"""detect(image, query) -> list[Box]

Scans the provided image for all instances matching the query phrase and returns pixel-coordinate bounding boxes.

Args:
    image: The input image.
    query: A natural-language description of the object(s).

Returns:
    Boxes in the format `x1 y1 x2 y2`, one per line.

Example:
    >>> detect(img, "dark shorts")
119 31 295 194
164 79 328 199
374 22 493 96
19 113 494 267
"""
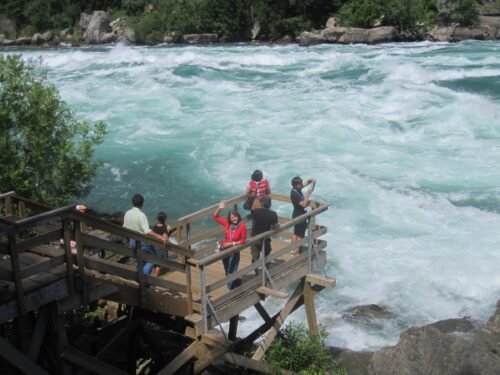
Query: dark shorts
293 221 307 238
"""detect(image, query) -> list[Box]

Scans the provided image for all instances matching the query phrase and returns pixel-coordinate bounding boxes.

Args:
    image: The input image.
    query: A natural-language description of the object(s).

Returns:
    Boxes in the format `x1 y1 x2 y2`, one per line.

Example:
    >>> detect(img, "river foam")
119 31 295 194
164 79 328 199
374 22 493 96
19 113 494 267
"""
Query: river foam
6 41 500 350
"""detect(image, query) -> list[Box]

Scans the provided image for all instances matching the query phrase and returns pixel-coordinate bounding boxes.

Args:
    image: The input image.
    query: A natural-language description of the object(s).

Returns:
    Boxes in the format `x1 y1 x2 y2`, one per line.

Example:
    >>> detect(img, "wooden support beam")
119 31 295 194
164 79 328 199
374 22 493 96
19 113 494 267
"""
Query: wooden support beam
138 324 167 370
0 335 50 375
303 280 318 336
254 302 272 322
28 306 50 361
157 340 197 375
252 279 305 361
52 303 72 375
201 331 230 348
61 346 129 375
228 315 239 341
256 286 288 300
193 340 230 374
305 274 336 289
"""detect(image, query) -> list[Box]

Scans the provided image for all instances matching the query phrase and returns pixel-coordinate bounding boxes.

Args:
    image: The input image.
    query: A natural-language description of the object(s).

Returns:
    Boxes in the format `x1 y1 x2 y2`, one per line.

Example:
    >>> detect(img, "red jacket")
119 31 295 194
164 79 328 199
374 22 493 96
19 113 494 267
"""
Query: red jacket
247 179 270 197
213 215 247 247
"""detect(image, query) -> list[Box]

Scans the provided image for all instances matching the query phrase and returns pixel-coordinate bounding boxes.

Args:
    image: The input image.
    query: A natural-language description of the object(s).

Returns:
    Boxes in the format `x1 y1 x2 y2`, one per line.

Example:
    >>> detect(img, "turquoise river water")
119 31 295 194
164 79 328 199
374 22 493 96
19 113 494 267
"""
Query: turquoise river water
5 41 500 350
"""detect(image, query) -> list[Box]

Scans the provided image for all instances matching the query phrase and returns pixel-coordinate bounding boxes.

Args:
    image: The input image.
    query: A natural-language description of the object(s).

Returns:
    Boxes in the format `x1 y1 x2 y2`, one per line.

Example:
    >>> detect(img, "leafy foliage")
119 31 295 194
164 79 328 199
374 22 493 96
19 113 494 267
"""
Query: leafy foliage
265 321 347 375
338 0 437 30
0 55 107 206
453 0 479 26
0 0 482 41
338 0 383 28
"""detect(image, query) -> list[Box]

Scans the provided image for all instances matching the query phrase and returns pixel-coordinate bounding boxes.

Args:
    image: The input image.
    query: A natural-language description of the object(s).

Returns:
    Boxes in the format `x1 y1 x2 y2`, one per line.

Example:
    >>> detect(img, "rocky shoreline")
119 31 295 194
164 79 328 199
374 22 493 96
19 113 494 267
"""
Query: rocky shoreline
331 300 500 375
1 10 500 48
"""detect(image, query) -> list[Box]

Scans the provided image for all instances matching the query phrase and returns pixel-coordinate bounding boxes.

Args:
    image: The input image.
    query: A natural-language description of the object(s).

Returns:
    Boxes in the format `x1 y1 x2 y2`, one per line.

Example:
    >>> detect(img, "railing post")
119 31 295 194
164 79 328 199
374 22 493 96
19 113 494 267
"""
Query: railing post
186 261 193 314
136 240 145 307
74 222 88 304
200 265 208 333
8 234 26 316
307 215 314 273
18 201 26 218
184 221 194 313
62 218 75 294
261 244 266 287
4 196 12 216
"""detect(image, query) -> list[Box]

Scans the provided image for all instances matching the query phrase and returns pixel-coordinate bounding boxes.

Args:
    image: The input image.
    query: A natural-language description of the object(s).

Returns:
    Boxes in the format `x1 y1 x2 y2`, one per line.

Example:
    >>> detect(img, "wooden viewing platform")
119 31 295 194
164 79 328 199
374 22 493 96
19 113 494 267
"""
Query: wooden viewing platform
0 191 335 374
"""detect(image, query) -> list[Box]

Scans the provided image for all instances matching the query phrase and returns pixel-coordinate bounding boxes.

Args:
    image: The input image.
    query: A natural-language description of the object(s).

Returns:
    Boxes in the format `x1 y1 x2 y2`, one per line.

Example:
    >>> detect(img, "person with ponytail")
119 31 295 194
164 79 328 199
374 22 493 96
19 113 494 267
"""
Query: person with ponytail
213 200 247 289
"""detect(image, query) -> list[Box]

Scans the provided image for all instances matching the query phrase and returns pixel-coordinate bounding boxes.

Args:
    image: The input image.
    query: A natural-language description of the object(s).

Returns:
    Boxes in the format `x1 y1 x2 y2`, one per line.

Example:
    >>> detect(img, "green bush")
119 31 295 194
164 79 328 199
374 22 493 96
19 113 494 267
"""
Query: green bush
453 0 479 26
338 0 437 31
23 0 53 31
265 321 347 375
0 55 107 206
20 25 37 37
273 16 312 37
382 0 436 31
122 0 147 15
338 0 383 28
134 9 172 44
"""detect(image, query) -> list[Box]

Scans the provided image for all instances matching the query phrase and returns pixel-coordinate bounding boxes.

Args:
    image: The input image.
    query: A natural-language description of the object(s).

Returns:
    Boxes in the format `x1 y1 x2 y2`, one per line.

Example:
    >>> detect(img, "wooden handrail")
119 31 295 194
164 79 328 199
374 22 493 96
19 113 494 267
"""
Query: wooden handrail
10 194 54 211
13 204 75 231
69 212 195 258
190 202 329 267
176 194 247 225
0 191 16 199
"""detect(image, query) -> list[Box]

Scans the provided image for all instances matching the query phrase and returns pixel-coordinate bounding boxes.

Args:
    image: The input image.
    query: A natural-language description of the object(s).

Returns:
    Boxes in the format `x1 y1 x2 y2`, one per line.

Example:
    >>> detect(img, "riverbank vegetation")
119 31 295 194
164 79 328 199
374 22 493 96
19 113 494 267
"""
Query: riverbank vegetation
1 1 496 44
0 55 107 205
265 321 347 375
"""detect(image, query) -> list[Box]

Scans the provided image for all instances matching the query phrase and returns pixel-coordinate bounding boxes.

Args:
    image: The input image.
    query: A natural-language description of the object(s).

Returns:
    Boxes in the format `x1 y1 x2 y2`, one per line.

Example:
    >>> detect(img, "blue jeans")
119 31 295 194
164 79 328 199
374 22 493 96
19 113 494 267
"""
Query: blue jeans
130 239 156 275
222 251 240 290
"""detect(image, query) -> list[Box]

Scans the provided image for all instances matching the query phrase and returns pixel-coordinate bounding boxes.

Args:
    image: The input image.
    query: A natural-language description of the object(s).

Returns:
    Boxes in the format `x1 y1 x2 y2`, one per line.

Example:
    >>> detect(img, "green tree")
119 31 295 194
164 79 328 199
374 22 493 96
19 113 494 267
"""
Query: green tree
0 55 107 206
338 0 383 28
453 0 479 26
382 0 436 31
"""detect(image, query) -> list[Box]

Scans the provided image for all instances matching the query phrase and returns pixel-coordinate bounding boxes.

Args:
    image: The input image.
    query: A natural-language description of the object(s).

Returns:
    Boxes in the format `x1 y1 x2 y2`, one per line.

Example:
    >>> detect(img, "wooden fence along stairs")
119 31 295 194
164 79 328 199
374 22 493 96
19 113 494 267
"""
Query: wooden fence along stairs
0 191 335 374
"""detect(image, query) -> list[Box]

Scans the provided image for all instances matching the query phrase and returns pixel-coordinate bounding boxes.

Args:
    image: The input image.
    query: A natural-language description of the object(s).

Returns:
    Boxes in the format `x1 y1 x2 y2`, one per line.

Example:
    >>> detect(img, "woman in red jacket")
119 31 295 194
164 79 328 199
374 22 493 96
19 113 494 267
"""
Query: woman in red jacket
213 200 247 289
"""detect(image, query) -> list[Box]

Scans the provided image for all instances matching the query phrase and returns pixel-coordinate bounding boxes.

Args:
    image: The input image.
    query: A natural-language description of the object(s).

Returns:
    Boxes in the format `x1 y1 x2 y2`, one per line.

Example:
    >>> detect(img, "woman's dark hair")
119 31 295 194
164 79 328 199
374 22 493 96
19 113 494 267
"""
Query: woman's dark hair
291 176 303 188
227 204 242 223
251 169 263 182
157 211 167 224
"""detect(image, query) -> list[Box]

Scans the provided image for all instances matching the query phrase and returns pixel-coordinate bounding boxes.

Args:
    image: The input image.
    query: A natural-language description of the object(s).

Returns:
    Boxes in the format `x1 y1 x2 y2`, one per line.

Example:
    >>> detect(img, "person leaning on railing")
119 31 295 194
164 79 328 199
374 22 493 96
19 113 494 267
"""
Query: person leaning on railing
123 193 168 277
213 200 247 289
290 176 316 254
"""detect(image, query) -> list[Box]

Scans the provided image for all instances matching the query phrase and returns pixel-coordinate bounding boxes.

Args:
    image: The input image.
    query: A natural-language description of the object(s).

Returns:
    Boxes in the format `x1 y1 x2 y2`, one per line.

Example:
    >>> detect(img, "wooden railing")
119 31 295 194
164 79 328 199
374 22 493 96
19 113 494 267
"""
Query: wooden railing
177 192 329 332
0 192 329 333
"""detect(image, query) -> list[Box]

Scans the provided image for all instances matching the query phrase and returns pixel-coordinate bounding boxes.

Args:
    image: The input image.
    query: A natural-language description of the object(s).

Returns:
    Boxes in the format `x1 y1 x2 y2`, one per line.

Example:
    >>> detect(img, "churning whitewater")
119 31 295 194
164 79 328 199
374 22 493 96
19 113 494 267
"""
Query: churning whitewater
9 41 500 350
